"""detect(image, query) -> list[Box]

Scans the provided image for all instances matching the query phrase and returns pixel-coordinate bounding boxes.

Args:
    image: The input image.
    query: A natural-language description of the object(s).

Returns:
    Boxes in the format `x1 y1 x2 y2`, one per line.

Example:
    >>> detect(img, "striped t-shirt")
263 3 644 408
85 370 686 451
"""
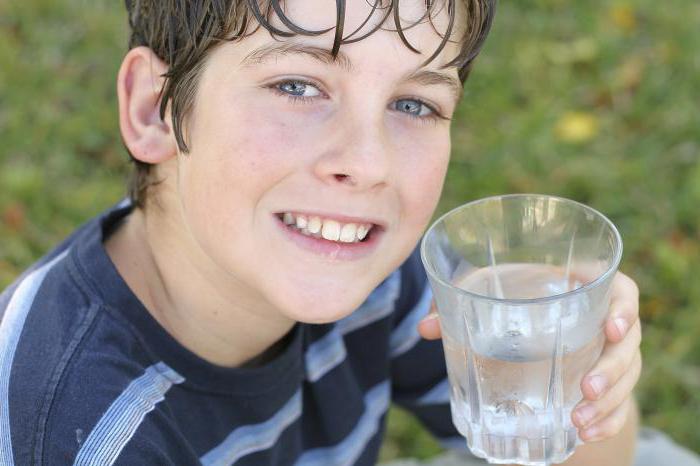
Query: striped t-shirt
0 202 470 465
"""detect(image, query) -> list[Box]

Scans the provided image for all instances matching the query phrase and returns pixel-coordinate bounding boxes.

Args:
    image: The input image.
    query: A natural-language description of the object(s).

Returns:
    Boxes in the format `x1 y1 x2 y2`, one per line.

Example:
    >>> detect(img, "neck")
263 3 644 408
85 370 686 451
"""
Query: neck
105 204 295 368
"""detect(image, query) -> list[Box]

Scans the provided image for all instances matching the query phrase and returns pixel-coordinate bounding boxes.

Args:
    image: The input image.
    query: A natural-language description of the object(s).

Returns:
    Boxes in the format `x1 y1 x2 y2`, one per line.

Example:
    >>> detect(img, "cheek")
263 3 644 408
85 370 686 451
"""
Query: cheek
212 107 297 172
187 109 303 201
177 99 322 250
394 129 450 225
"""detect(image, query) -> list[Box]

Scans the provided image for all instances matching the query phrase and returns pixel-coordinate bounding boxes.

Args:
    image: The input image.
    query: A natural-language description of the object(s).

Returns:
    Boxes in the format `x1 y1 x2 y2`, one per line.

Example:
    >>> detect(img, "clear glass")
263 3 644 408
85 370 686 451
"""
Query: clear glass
420 194 622 465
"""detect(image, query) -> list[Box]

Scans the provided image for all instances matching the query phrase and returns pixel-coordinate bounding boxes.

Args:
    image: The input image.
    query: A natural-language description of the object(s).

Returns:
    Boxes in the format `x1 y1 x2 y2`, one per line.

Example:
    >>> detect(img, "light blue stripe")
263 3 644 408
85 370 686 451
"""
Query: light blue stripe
304 271 401 383
0 250 69 466
295 380 391 466
116 197 131 209
417 378 451 405
200 389 302 466
305 328 347 382
389 284 432 357
73 362 184 466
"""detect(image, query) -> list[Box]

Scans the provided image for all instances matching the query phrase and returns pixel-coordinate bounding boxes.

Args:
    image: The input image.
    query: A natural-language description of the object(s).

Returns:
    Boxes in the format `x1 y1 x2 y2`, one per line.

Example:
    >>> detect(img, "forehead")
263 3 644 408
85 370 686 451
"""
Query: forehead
240 0 465 70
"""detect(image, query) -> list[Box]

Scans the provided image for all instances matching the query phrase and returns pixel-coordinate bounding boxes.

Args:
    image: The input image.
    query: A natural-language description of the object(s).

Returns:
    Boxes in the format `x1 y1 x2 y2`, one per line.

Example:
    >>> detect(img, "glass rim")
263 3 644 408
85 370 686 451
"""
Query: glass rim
420 193 624 305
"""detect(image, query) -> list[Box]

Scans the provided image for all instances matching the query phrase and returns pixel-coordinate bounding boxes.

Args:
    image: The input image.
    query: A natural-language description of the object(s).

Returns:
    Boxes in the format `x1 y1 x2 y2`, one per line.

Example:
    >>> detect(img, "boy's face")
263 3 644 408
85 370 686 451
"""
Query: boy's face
162 0 462 323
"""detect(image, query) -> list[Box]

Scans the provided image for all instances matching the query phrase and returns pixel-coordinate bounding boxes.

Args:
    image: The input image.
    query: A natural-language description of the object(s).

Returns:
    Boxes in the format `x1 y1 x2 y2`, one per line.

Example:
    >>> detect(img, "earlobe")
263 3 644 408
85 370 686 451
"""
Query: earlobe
117 46 176 164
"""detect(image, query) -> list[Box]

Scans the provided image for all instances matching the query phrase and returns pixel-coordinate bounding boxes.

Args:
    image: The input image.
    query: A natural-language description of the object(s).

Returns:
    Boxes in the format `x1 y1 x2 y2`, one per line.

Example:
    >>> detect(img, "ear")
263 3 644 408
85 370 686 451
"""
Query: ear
117 46 177 164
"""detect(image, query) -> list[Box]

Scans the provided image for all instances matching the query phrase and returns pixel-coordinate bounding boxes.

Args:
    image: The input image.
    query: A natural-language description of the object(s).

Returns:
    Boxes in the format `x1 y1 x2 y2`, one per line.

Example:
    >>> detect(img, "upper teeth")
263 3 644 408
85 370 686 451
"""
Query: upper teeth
281 212 373 243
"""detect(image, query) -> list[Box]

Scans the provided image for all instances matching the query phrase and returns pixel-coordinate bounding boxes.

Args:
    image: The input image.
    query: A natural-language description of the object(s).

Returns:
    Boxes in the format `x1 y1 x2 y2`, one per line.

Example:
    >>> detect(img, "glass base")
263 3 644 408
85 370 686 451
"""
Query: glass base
463 425 580 465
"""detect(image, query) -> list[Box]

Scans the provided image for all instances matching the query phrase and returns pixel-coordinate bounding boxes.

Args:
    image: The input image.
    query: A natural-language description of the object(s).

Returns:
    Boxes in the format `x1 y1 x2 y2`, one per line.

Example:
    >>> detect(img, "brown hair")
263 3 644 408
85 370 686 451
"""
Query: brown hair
124 0 496 208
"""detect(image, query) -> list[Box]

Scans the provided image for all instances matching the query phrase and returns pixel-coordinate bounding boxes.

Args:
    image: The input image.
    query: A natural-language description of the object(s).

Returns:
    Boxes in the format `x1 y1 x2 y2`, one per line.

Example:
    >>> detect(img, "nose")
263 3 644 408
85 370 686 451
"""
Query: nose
312 113 392 191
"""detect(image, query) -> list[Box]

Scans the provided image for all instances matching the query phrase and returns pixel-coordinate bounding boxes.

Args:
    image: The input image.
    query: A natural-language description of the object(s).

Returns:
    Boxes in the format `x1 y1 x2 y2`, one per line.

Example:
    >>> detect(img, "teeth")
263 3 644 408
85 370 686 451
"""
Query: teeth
280 212 374 243
339 223 357 242
307 216 322 234
321 220 341 241
357 224 369 240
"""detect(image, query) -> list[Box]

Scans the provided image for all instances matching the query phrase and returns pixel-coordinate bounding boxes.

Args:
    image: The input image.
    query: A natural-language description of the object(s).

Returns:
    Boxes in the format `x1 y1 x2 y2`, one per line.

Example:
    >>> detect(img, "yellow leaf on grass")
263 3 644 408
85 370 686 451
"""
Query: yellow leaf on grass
555 112 600 143
609 5 637 33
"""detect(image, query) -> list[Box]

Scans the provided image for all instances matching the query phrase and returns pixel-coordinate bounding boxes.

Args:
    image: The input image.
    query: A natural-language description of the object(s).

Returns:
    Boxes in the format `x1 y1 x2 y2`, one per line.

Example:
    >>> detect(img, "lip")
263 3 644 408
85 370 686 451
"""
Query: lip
273 214 384 261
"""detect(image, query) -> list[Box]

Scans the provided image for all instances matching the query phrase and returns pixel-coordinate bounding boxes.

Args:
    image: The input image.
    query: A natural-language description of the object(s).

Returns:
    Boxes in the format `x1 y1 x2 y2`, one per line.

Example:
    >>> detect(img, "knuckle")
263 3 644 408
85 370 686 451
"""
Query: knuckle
615 356 629 381
618 271 639 293
632 351 643 382
598 404 630 438
596 365 633 410
600 356 625 385
629 277 640 296
630 322 642 346
605 416 625 437
607 350 632 384
612 274 639 315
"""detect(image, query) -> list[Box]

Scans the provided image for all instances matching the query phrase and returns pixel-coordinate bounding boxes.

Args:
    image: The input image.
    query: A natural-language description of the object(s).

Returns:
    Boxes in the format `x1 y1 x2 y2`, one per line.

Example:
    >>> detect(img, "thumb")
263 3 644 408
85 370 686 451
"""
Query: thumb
417 301 442 340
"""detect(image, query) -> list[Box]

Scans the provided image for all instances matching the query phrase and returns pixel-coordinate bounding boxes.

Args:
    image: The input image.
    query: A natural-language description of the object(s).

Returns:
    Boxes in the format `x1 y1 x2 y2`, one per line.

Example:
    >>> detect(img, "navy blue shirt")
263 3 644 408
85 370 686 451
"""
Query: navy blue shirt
0 202 469 465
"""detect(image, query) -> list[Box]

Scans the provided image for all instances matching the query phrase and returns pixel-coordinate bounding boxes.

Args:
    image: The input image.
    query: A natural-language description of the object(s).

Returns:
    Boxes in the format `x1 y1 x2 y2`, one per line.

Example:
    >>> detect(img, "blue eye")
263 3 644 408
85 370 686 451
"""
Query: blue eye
277 80 321 98
394 98 433 117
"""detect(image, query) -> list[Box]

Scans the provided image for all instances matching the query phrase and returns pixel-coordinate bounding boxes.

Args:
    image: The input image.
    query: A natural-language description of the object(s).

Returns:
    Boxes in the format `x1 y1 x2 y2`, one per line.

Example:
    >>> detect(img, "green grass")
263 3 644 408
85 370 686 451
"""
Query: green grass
1 0 699 460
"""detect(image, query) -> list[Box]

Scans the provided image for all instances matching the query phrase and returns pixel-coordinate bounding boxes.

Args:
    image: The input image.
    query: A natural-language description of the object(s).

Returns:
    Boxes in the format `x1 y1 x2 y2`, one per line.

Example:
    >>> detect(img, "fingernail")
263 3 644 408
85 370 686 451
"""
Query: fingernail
575 404 596 427
588 375 607 397
614 318 628 337
422 312 439 321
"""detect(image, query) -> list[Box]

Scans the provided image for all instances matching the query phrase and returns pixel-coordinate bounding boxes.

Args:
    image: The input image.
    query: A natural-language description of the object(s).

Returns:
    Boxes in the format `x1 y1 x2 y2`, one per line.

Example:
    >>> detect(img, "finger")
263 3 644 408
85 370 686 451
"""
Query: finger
418 302 441 340
578 396 633 443
581 320 641 401
574 350 641 429
605 272 639 343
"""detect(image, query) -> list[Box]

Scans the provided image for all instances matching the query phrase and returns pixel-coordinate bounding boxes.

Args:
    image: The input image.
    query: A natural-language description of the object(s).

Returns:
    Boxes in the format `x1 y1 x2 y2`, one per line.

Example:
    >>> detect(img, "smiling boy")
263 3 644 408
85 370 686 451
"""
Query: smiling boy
0 1 649 465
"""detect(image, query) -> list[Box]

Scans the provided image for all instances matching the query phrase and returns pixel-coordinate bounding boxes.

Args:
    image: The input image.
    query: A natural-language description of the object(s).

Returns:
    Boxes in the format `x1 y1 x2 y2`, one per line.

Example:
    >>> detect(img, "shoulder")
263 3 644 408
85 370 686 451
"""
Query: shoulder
0 205 191 465
41 359 191 465
22 336 192 465
6 292 196 465
0 248 182 465
0 243 96 464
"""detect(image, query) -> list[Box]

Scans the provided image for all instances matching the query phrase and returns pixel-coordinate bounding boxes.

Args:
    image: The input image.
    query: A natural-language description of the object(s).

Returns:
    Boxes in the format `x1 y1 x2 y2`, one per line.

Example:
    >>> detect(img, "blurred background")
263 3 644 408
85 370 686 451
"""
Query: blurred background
0 0 698 461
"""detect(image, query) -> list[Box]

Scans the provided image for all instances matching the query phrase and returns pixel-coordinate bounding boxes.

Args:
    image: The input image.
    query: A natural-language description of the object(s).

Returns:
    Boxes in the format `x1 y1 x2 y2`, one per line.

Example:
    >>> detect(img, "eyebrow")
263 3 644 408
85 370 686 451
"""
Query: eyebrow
240 42 464 103
240 43 354 72
404 69 464 103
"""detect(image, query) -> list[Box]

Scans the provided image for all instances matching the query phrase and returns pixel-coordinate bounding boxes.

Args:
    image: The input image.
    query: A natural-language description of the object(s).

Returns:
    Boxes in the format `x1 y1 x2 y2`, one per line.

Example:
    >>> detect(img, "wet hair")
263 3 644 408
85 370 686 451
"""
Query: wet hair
124 0 496 208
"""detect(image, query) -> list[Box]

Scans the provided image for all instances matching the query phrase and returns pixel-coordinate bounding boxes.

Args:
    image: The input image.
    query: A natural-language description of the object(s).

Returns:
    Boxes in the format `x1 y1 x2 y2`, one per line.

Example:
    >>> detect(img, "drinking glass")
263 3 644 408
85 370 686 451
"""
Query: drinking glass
420 194 622 465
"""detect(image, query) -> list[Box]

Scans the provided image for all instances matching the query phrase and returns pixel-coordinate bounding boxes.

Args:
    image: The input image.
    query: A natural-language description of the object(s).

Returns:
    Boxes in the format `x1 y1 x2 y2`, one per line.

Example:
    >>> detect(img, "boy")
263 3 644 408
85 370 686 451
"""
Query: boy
0 0 645 464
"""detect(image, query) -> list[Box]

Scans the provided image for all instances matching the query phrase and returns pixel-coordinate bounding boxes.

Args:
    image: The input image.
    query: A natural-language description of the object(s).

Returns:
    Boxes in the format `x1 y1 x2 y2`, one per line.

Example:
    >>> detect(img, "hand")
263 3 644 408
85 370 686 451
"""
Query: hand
417 271 642 443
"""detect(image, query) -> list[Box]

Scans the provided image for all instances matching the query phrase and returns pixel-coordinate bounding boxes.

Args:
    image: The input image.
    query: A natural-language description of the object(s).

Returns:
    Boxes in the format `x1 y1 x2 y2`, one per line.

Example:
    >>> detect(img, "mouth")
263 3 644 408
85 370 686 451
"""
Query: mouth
274 212 382 244
273 211 385 260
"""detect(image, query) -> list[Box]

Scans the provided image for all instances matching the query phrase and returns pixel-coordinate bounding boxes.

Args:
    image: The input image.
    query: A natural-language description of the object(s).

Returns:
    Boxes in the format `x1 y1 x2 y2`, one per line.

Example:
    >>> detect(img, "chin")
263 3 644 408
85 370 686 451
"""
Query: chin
259 266 385 323
288 300 362 324
273 288 370 325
